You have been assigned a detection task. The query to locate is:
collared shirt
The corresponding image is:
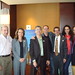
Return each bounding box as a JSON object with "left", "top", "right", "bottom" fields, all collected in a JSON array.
[
  {"left": 38, "top": 37, "right": 44, "bottom": 56},
  {"left": 54, "top": 35, "right": 60, "bottom": 53},
  {"left": 0, "top": 34, "right": 12, "bottom": 56}
]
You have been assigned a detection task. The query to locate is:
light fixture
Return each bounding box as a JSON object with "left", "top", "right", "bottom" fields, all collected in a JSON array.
[
  {"left": 0, "top": 14, "right": 10, "bottom": 25},
  {"left": 0, "top": 8, "right": 10, "bottom": 25}
]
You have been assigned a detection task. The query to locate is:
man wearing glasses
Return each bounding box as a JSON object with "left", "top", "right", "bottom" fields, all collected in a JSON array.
[{"left": 30, "top": 26, "right": 50, "bottom": 75}]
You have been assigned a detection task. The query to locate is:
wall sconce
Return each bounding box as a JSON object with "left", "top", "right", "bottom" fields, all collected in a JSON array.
[
  {"left": 0, "top": 8, "right": 10, "bottom": 34},
  {"left": 0, "top": 8, "right": 10, "bottom": 25},
  {"left": 0, "top": 14, "right": 10, "bottom": 25}
]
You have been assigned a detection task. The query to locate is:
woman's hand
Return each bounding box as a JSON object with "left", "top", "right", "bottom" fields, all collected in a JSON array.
[
  {"left": 22, "top": 58, "right": 25, "bottom": 62},
  {"left": 19, "top": 58, "right": 25, "bottom": 62}
]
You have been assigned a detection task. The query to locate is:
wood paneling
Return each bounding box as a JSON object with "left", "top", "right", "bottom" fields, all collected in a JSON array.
[
  {"left": 60, "top": 3, "right": 75, "bottom": 32},
  {"left": 2, "top": 2, "right": 10, "bottom": 9},
  {"left": 10, "top": 5, "right": 17, "bottom": 38},
  {"left": 0, "top": 1, "right": 1, "bottom": 9},
  {"left": 74, "top": 3, "right": 75, "bottom": 25}
]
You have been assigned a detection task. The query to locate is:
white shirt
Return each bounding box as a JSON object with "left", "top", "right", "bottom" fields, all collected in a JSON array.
[
  {"left": 54, "top": 35, "right": 61, "bottom": 53},
  {"left": 0, "top": 34, "right": 12, "bottom": 56}
]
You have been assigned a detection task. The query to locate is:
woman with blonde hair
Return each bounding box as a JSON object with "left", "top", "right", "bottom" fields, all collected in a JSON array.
[{"left": 12, "top": 28, "right": 28, "bottom": 75}]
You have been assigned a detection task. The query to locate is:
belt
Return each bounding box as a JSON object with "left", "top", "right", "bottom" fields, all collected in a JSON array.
[
  {"left": 41, "top": 56, "right": 44, "bottom": 57},
  {"left": 53, "top": 52, "right": 60, "bottom": 56},
  {"left": 0, "top": 54, "right": 10, "bottom": 57}
]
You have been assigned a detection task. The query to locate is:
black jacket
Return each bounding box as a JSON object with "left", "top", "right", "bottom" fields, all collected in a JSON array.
[
  {"left": 30, "top": 36, "right": 50, "bottom": 65},
  {"left": 42, "top": 32, "right": 55, "bottom": 53},
  {"left": 52, "top": 35, "right": 67, "bottom": 59}
]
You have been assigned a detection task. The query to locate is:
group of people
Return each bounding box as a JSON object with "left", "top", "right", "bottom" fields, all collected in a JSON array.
[
  {"left": 30, "top": 25, "right": 75, "bottom": 75},
  {"left": 0, "top": 26, "right": 28, "bottom": 75},
  {"left": 0, "top": 25, "right": 75, "bottom": 75}
]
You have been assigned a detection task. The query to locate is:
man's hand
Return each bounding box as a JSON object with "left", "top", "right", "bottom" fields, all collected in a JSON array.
[
  {"left": 63, "top": 59, "right": 66, "bottom": 63},
  {"left": 0, "top": 65, "right": 2, "bottom": 70},
  {"left": 46, "top": 60, "right": 50, "bottom": 66},
  {"left": 33, "top": 61, "right": 37, "bottom": 67},
  {"left": 31, "top": 36, "right": 35, "bottom": 39}
]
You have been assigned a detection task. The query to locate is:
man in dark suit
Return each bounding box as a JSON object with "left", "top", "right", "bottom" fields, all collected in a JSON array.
[
  {"left": 30, "top": 26, "right": 50, "bottom": 75},
  {"left": 52, "top": 27, "right": 67, "bottom": 75}
]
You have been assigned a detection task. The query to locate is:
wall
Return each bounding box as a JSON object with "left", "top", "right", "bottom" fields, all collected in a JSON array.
[
  {"left": 60, "top": 3, "right": 75, "bottom": 32},
  {"left": 17, "top": 3, "right": 60, "bottom": 31},
  {"left": 0, "top": 2, "right": 75, "bottom": 37}
]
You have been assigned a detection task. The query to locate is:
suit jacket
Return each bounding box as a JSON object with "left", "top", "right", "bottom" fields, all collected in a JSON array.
[
  {"left": 52, "top": 35, "right": 67, "bottom": 59},
  {"left": 12, "top": 38, "right": 28, "bottom": 60},
  {"left": 30, "top": 36, "right": 50, "bottom": 65}
]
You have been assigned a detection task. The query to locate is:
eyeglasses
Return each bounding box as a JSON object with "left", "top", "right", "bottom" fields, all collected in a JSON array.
[
  {"left": 35, "top": 29, "right": 41, "bottom": 31},
  {"left": 43, "top": 28, "right": 49, "bottom": 30}
]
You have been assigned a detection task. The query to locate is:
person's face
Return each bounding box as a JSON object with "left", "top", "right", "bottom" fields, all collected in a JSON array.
[
  {"left": 65, "top": 27, "right": 70, "bottom": 34},
  {"left": 73, "top": 27, "right": 75, "bottom": 35},
  {"left": 54, "top": 28, "right": 60, "bottom": 36},
  {"left": 1, "top": 27, "right": 8, "bottom": 36},
  {"left": 35, "top": 27, "right": 42, "bottom": 35},
  {"left": 43, "top": 26, "right": 49, "bottom": 33},
  {"left": 18, "top": 29, "right": 23, "bottom": 38}
]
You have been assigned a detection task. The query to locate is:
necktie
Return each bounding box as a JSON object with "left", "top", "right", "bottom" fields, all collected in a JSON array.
[{"left": 55, "top": 37, "right": 58, "bottom": 56}]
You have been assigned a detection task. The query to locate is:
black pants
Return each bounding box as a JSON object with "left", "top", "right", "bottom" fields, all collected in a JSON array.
[
  {"left": 52, "top": 54, "right": 63, "bottom": 75},
  {"left": 32, "top": 56, "right": 46, "bottom": 75}
]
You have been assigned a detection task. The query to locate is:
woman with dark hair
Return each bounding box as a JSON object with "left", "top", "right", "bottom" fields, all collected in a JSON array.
[
  {"left": 12, "top": 28, "right": 28, "bottom": 75},
  {"left": 62, "top": 25, "right": 72, "bottom": 75},
  {"left": 72, "top": 26, "right": 75, "bottom": 75}
]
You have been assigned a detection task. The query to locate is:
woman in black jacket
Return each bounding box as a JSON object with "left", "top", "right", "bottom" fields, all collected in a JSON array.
[{"left": 72, "top": 26, "right": 75, "bottom": 75}]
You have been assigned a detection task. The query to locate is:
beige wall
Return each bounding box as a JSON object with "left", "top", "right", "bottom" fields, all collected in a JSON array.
[{"left": 17, "top": 3, "right": 60, "bottom": 31}]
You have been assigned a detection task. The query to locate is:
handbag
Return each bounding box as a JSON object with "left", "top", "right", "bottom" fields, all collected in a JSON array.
[
  {"left": 46, "top": 65, "right": 50, "bottom": 75},
  {"left": 36, "top": 67, "right": 41, "bottom": 75}
]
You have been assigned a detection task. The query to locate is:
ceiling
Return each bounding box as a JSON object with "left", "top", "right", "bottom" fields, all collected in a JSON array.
[{"left": 1, "top": 0, "right": 75, "bottom": 5}]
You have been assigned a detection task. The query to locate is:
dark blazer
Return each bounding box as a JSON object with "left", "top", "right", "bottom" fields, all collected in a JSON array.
[
  {"left": 52, "top": 35, "right": 67, "bottom": 59},
  {"left": 30, "top": 36, "right": 50, "bottom": 65},
  {"left": 72, "top": 40, "right": 75, "bottom": 65}
]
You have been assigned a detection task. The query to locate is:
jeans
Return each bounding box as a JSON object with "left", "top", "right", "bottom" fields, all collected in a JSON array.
[
  {"left": 64, "top": 54, "right": 71, "bottom": 75},
  {"left": 50, "top": 54, "right": 54, "bottom": 75}
]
